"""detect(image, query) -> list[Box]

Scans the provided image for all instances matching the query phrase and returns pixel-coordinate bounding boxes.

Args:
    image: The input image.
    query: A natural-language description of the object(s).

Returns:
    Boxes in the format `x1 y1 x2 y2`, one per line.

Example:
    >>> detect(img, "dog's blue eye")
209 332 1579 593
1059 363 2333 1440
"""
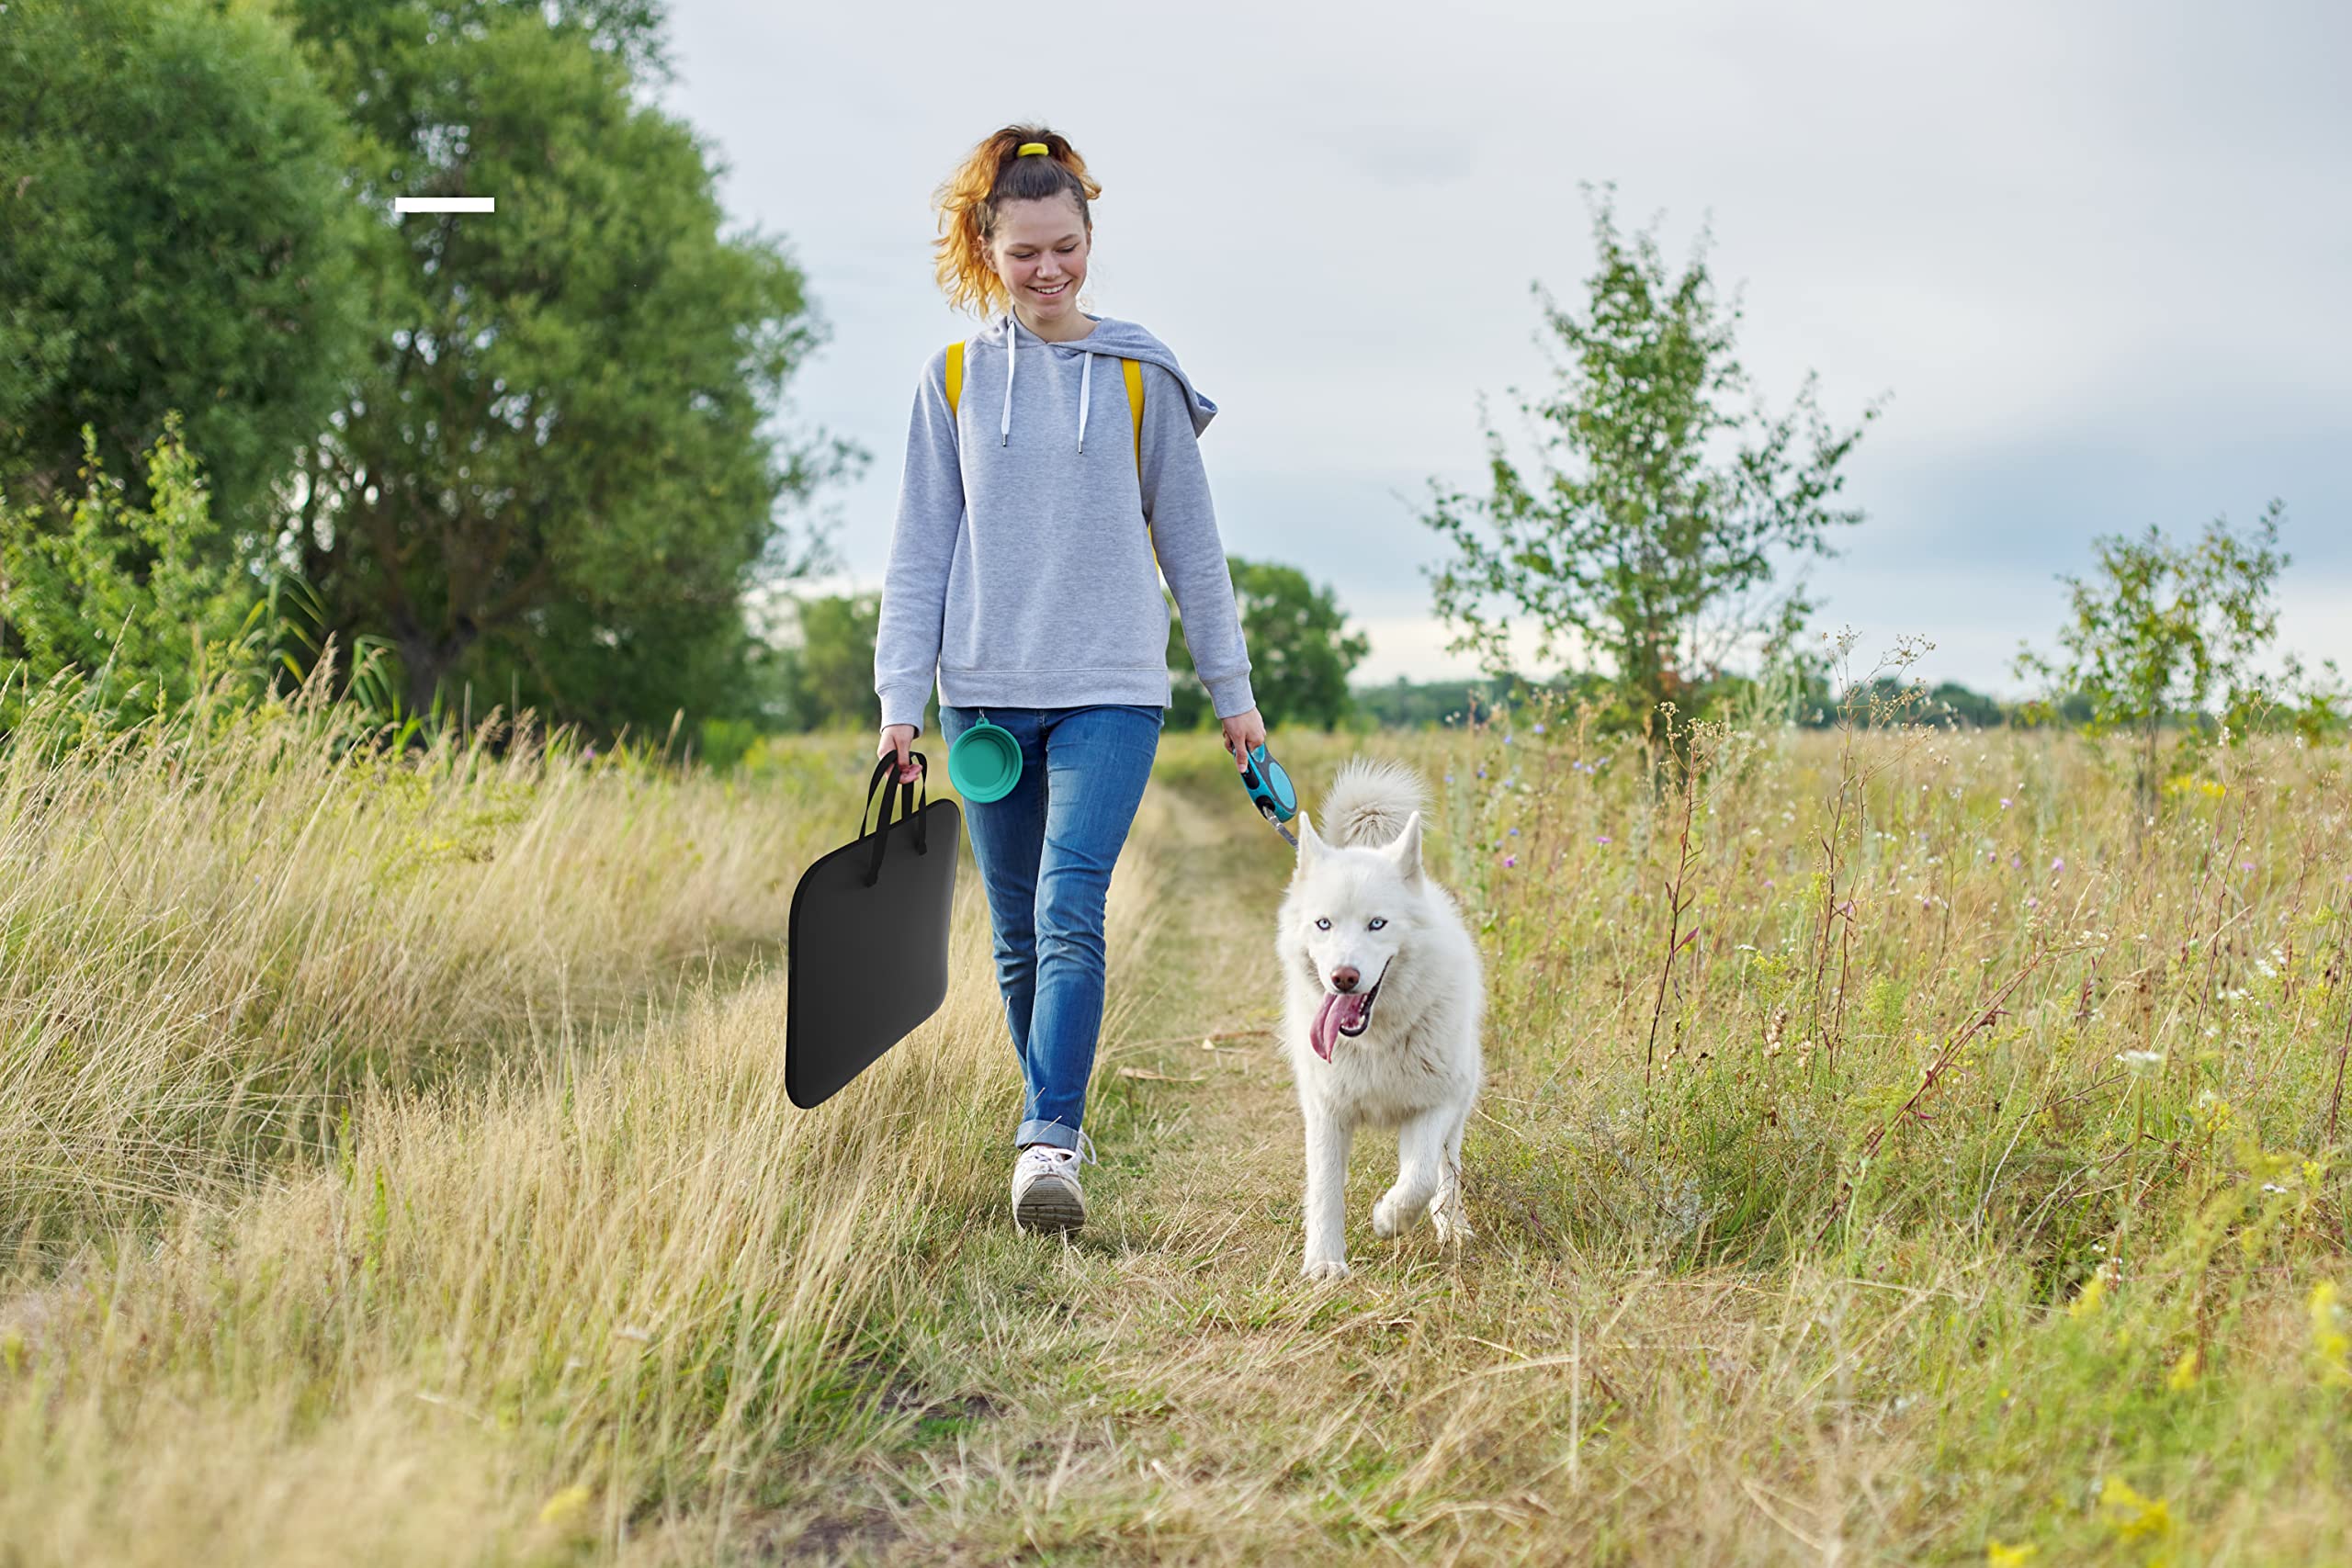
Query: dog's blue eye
1368 918 1387 931
1315 918 1331 931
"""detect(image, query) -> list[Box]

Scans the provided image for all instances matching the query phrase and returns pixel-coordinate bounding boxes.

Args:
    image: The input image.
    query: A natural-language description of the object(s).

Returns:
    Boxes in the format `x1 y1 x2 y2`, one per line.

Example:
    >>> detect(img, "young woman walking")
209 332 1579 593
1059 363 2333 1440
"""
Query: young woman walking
873 124 1264 1235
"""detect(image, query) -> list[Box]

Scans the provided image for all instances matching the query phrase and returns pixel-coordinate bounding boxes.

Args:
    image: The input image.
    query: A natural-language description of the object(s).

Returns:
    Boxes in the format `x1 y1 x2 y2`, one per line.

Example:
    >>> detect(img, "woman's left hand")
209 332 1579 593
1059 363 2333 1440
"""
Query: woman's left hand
1221 706 1268 771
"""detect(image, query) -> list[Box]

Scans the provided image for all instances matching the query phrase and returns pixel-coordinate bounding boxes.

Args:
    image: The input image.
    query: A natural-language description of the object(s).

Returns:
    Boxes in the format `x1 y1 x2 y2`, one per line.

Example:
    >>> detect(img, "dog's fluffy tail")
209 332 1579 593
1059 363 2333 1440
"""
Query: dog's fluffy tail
1316 757 1429 849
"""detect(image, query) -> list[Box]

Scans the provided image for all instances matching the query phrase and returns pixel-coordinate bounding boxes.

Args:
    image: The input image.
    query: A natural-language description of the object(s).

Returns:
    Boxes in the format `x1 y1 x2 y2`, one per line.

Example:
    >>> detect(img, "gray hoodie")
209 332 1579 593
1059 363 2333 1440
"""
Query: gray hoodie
873 310 1256 734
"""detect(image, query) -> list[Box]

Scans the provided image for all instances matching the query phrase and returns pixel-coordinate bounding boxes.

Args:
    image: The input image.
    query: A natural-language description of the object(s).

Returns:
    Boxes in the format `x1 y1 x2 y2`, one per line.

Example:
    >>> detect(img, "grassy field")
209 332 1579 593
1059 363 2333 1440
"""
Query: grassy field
3 683 2349 1564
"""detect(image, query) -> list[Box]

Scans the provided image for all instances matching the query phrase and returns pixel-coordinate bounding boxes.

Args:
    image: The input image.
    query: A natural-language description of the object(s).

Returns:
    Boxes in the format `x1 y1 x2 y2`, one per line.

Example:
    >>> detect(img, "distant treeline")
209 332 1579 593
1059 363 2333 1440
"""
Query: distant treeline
1351 671 2055 732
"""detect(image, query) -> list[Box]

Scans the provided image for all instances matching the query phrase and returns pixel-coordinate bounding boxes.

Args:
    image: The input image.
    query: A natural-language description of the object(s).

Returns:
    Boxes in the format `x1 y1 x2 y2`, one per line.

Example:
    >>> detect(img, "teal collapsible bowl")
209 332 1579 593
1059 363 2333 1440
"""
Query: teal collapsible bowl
947 718 1022 804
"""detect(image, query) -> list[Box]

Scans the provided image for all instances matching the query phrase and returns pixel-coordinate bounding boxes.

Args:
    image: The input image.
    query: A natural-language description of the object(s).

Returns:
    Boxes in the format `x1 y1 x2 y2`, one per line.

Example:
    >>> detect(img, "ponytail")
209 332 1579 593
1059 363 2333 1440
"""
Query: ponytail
931 124 1101 319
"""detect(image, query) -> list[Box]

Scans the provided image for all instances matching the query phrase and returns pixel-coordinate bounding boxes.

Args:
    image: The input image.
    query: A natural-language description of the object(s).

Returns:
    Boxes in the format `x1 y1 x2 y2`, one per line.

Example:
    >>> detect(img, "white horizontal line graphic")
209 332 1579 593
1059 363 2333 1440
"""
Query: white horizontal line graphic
393 197 496 214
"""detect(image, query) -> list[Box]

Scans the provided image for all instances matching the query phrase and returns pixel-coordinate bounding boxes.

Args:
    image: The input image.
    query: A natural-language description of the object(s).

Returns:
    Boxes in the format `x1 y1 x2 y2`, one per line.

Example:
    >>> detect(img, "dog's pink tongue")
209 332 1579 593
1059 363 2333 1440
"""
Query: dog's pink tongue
1312 991 1374 1060
1311 992 1340 1061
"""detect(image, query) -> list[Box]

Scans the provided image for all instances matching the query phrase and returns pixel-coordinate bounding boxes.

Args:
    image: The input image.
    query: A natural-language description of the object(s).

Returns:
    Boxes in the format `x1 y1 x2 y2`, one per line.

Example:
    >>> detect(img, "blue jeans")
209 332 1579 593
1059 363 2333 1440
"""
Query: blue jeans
938 703 1163 1151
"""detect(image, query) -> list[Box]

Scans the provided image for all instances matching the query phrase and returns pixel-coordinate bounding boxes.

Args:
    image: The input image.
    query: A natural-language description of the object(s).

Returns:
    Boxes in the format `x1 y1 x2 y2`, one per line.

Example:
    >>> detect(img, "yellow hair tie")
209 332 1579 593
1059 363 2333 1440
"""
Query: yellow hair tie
1016 141 1049 156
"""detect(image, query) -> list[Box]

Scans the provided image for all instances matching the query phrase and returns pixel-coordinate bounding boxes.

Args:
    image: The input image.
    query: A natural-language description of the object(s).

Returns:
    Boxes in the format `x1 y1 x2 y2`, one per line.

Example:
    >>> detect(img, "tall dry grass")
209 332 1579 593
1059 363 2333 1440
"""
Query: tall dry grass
1 674 1166 1562
1 671 830 1258
6 674 2351 1564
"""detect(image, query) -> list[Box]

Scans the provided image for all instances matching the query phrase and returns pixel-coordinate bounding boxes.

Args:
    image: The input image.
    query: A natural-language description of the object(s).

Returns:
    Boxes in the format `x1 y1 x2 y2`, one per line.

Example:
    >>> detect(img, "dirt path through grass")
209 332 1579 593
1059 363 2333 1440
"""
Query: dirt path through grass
771 753 1570 1563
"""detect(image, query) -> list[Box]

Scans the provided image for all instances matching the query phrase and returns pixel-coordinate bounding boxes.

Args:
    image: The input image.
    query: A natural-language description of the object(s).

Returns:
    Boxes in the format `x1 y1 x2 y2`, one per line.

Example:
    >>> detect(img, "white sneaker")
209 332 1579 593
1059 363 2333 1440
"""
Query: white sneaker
1011 1140 1090 1235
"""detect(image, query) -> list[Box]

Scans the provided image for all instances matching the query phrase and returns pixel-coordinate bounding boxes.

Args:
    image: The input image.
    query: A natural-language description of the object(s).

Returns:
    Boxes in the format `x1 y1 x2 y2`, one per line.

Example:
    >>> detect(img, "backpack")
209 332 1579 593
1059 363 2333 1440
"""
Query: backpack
945 339 1159 573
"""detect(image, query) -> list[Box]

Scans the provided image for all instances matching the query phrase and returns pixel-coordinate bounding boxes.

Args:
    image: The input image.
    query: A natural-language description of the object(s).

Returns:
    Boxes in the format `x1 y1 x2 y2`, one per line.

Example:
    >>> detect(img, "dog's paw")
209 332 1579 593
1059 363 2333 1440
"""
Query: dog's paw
1299 1258 1351 1282
1372 1193 1404 1238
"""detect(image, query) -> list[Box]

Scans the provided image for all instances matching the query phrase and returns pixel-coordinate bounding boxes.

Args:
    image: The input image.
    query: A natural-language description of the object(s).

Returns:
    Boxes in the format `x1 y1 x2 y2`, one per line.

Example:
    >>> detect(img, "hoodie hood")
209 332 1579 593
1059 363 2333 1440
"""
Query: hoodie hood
978 310 1218 451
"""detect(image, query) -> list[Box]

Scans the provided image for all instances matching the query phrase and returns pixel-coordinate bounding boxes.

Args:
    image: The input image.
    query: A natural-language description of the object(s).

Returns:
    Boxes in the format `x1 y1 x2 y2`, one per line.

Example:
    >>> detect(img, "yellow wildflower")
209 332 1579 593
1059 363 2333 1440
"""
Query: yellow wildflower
538 1483 593 1529
1986 1542 2037 1565
2069 1273 2106 1320
2098 1475 2174 1541
2313 1280 2351 1385
2166 1348 2199 1391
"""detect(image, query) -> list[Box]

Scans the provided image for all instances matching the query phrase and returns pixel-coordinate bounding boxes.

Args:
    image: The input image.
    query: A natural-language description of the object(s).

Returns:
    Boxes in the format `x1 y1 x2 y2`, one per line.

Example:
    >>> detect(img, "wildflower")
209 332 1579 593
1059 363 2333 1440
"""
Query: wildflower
2167 1348 2199 1391
538 1484 593 1529
2117 1049 2165 1075
2050 857 2064 873
2241 862 2256 874
1596 835 1611 845
1502 854 1518 869
2069 1273 2107 1319
1532 722 1546 734
2313 1280 2351 1384
1444 773 1454 783
1476 768 1487 779
1985 1544 2036 1566
2097 1476 2172 1541
1509 827 1520 836
2000 796 2011 809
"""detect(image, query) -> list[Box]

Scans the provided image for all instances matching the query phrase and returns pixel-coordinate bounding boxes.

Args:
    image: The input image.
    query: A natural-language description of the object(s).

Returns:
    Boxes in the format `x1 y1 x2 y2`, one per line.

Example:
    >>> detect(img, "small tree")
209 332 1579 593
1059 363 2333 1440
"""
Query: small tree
775 592 884 732
1167 556 1368 730
1419 186 1879 732
0 414 262 727
2015 499 2296 810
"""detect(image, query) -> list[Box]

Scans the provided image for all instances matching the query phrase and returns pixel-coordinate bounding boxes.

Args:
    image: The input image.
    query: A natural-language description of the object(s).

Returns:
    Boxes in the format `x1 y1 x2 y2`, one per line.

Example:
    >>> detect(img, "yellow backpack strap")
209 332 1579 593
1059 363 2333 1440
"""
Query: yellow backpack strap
944 341 963 418
1125 357 1160 576
1124 357 1144 480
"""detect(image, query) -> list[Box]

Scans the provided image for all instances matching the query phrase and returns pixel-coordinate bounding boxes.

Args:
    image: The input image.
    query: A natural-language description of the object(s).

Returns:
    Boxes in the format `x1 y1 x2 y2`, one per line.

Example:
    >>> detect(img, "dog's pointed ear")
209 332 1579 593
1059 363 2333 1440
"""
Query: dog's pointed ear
1388 810 1425 881
1295 810 1325 863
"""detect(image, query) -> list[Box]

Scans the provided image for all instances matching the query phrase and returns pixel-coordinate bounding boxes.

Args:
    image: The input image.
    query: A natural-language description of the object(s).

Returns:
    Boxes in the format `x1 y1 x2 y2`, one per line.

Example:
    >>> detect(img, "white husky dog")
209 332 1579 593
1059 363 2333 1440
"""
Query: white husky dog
1275 758 1484 1280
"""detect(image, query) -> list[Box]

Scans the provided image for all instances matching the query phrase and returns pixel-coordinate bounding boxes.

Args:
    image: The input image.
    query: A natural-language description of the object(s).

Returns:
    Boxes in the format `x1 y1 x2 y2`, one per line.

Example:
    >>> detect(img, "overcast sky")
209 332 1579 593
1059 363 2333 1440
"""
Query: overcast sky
654 0 2349 695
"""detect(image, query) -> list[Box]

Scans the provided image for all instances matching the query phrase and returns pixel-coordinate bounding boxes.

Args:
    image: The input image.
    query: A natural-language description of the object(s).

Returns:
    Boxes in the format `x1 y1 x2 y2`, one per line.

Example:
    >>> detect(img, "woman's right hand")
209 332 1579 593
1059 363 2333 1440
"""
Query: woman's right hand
877 724 920 784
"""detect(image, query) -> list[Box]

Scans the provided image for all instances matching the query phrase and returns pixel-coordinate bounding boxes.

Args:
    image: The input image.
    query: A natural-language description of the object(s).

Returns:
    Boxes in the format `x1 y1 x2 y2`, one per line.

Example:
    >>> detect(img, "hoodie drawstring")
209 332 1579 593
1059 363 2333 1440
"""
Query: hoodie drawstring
1000 311 1100 455
1000 310 1015 446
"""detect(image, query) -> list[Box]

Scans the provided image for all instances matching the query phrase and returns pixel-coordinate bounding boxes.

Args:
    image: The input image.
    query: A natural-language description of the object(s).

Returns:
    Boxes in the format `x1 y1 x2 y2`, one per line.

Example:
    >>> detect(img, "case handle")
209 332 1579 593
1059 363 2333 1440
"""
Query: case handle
859 751 931 887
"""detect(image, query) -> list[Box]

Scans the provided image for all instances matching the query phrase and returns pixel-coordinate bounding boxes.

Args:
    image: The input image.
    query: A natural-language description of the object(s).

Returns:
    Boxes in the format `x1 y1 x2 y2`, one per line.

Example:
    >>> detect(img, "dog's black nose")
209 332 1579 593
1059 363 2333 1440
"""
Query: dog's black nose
1331 965 1360 992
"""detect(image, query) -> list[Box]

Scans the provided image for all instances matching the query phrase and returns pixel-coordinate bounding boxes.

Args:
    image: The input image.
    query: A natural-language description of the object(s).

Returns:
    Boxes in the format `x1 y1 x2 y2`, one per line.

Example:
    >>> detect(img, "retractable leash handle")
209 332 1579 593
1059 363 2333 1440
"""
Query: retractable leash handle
1237 742 1300 848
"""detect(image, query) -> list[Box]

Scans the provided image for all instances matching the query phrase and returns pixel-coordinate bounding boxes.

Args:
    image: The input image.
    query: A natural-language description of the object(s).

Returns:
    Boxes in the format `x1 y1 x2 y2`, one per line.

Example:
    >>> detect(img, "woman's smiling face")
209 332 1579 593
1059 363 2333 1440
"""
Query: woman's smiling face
988 195 1090 323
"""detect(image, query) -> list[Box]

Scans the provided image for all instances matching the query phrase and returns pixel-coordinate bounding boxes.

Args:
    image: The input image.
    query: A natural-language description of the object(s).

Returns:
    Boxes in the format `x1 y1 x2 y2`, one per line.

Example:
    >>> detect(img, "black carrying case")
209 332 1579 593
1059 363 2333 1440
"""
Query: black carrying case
785 751 960 1109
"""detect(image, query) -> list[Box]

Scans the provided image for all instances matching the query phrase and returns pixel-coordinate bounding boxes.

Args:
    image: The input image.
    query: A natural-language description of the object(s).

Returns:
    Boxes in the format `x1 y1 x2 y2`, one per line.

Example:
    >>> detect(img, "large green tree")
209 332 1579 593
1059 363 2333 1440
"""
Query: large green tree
274 0 854 730
0 0 372 551
1167 556 1368 730
1419 186 1879 728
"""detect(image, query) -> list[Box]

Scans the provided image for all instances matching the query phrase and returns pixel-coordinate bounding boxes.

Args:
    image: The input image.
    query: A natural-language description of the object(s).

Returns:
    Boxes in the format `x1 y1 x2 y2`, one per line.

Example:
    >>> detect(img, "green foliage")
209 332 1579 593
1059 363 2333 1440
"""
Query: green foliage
2013 500 2308 807
1419 184 1880 731
271 0 856 734
775 592 892 734
0 0 372 550
1167 556 1368 730
0 414 269 727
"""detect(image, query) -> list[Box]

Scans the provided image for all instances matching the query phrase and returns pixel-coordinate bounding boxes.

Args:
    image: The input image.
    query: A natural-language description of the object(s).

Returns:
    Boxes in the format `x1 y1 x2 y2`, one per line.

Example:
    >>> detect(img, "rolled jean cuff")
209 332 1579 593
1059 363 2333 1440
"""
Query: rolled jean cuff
1017 1117 1081 1152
